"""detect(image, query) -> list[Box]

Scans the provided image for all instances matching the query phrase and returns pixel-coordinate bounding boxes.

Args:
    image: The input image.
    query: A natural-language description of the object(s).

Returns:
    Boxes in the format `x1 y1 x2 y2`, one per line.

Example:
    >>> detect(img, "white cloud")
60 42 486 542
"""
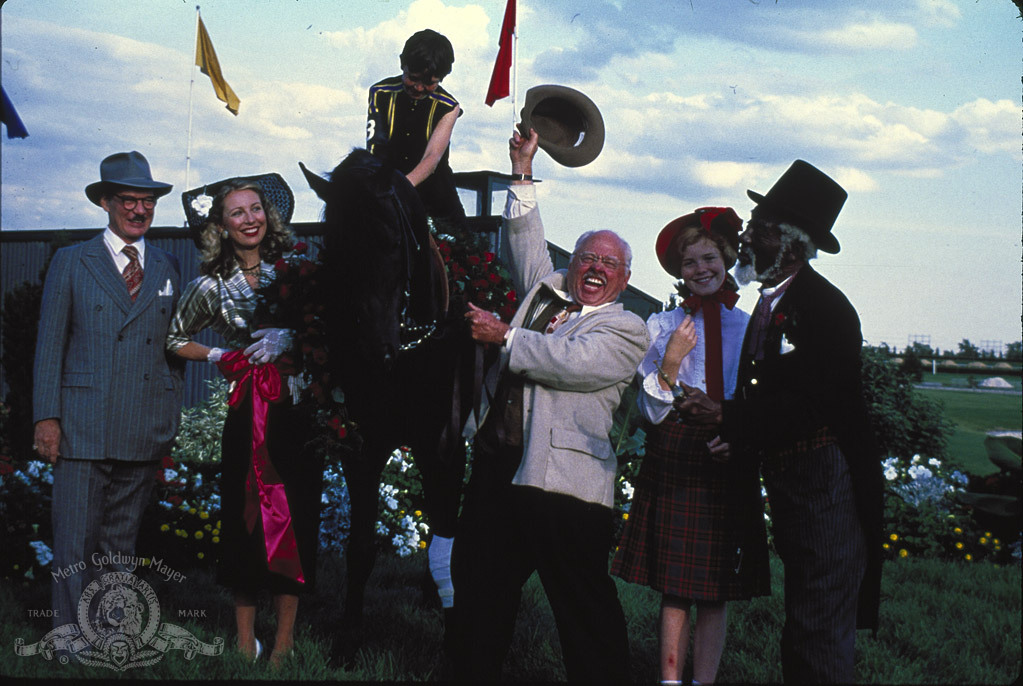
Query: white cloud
817 20 918 51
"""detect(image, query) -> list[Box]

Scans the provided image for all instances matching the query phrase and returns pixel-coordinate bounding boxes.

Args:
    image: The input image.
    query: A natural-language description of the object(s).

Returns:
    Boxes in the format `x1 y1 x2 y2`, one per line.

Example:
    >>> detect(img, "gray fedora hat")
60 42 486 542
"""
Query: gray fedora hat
519 85 605 168
747 159 846 254
85 151 173 206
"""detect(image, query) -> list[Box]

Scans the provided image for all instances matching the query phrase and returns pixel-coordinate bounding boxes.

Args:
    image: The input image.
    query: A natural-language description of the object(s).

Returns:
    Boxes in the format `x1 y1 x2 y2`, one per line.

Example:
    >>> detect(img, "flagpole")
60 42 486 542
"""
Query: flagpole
185 5 200 194
511 8 518 133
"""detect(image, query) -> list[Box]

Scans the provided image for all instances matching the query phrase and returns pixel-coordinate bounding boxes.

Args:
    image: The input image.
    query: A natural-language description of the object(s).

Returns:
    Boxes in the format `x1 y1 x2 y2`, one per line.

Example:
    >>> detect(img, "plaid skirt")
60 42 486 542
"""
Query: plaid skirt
611 414 770 601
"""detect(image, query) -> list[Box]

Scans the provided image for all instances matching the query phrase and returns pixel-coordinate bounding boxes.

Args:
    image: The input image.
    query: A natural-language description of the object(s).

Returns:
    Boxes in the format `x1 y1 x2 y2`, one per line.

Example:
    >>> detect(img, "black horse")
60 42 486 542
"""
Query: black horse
301 149 476 642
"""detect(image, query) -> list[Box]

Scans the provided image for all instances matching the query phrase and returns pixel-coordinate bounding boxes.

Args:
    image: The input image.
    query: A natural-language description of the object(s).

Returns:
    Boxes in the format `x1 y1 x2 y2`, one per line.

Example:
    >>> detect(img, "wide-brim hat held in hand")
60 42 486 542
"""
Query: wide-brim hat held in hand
519 85 604 168
747 159 846 254
655 207 743 278
85 151 173 206
181 173 294 247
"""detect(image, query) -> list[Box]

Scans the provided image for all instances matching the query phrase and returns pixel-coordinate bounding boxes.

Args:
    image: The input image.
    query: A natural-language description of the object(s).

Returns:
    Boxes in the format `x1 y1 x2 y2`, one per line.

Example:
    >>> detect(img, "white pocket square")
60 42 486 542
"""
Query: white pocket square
158 279 174 296
780 333 795 355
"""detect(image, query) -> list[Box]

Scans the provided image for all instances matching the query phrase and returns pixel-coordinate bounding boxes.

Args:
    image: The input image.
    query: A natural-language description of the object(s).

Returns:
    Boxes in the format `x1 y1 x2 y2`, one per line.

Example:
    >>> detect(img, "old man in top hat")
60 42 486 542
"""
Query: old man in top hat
677 160 882 683
33 151 184 630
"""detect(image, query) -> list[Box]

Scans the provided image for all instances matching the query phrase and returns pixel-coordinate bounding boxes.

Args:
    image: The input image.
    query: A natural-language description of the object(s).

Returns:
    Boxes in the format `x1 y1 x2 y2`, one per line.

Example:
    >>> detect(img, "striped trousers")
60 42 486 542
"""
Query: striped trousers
763 443 867 684
50 458 158 630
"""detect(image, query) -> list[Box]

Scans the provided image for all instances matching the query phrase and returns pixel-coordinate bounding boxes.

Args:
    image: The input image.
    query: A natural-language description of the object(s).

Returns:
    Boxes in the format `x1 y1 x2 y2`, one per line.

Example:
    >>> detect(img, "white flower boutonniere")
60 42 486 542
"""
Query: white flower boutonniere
780 333 796 355
191 193 213 219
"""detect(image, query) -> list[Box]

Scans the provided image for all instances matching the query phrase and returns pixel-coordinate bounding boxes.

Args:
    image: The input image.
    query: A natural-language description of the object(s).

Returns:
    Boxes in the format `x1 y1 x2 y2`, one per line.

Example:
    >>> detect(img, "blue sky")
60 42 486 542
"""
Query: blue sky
2 0 1020 352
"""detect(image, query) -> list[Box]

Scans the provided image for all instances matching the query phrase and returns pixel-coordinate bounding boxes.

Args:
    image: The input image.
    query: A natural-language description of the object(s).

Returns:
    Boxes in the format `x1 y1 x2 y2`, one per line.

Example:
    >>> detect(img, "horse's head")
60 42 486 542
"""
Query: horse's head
302 150 440 372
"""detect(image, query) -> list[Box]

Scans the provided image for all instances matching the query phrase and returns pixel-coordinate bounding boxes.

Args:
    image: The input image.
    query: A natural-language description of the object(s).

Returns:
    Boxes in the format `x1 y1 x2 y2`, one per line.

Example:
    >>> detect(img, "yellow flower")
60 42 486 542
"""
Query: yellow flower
160 524 170 532
995 545 1002 551
414 510 422 517
984 531 992 538
212 529 220 536
955 542 964 550
197 552 204 560
965 553 973 561
889 533 898 542
200 511 210 520
622 512 629 521
898 549 909 558
194 531 204 540
419 540 427 549
212 536 220 544
979 537 988 545
993 538 1000 545
189 508 197 515
882 543 890 550
953 527 963 535
204 524 212 531
13 564 19 571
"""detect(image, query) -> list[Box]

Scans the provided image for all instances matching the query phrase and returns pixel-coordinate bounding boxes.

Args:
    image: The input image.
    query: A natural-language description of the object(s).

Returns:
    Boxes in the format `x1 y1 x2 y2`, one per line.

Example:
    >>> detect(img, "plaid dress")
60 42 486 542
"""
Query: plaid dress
611 413 770 601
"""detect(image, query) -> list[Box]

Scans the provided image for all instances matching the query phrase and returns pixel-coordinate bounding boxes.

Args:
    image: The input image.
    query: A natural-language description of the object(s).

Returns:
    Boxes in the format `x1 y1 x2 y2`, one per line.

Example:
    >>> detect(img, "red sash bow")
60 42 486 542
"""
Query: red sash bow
682 289 739 401
216 350 304 584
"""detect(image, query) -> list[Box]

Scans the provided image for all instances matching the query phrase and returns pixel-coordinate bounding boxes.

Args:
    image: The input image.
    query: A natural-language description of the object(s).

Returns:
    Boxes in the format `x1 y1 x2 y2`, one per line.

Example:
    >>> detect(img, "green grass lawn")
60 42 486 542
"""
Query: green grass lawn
1 553 1019 682
918 371 1022 391
917 388 1022 476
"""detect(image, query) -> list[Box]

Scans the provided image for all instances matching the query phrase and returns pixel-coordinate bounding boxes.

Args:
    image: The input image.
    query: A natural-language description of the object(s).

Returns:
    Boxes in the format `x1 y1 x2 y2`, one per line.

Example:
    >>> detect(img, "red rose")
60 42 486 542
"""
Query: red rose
484 252 495 263
337 425 348 439
161 455 175 469
499 304 515 321
275 259 289 274
773 313 786 326
487 272 500 284
168 495 183 506
467 255 481 266
299 260 316 277
293 241 308 254
506 290 517 303
472 279 488 290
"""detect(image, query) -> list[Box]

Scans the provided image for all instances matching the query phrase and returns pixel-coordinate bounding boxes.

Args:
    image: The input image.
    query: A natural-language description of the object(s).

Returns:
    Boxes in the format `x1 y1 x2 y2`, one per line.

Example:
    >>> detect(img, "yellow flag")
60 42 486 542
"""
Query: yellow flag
195 16 240 115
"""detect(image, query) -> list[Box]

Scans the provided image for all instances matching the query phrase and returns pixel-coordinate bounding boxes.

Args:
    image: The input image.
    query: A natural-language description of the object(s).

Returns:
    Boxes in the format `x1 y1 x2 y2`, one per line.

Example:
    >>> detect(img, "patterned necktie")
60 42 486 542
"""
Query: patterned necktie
545 303 582 334
122 244 143 301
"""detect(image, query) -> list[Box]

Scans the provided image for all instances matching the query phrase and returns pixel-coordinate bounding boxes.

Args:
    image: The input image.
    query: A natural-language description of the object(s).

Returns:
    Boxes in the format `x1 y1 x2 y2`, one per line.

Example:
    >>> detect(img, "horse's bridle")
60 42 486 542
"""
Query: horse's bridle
383 186 437 353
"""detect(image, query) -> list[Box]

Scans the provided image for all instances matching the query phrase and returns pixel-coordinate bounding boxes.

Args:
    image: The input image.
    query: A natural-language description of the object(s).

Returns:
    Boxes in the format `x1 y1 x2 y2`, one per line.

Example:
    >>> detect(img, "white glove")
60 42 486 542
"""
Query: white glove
244 328 294 365
206 347 226 363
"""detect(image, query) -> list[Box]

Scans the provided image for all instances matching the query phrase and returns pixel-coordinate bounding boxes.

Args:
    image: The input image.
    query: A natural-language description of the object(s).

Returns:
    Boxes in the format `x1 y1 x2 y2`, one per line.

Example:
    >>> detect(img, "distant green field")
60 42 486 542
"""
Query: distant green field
917 371 1022 391
917 388 1022 476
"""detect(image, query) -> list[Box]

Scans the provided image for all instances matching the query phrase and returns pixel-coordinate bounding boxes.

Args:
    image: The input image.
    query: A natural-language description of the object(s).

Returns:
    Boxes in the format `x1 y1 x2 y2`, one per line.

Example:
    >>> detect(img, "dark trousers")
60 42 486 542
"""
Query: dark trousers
764 444 867 684
51 457 158 629
451 443 630 682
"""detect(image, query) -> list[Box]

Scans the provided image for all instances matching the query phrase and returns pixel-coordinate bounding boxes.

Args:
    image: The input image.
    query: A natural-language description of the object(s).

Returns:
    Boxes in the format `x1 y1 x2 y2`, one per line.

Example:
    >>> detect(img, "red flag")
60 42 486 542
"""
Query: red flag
485 0 516 106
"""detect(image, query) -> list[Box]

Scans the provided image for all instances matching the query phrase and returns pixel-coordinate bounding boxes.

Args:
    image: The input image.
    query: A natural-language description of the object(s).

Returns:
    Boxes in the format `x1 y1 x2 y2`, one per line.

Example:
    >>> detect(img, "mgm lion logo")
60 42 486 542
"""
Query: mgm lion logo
15 572 223 671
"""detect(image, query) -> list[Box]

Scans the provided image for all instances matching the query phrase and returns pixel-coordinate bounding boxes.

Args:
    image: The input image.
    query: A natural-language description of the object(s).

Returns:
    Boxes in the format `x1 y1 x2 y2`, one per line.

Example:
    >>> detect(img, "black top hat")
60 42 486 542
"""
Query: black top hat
85 151 173 206
181 173 294 247
519 85 605 168
747 160 846 254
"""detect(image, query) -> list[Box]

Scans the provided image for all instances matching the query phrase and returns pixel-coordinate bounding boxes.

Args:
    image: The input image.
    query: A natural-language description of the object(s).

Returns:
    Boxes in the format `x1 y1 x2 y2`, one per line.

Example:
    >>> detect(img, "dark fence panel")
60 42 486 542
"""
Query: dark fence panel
1 222 659 408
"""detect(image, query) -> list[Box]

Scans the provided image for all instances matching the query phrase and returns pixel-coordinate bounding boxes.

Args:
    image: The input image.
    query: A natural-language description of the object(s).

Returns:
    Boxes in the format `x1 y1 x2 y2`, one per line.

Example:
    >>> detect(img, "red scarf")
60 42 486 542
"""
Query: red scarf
682 288 739 401
216 350 304 584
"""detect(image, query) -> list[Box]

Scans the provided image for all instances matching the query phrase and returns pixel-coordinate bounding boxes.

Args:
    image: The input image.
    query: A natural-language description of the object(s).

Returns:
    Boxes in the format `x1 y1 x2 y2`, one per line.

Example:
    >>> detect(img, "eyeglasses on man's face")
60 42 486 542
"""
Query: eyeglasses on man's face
112 194 157 211
573 251 623 271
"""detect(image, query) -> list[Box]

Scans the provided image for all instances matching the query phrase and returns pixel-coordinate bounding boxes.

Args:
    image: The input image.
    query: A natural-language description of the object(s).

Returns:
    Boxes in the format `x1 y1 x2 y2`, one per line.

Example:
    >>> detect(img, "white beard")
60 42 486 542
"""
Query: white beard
735 247 785 286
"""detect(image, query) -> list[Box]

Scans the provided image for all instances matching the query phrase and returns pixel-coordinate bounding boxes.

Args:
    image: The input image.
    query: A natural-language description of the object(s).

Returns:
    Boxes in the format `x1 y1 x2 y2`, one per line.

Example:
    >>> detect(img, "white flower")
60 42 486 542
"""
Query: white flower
620 480 634 500
884 466 899 481
911 454 921 464
908 465 932 480
385 496 398 510
164 469 178 482
190 193 213 218
376 522 389 536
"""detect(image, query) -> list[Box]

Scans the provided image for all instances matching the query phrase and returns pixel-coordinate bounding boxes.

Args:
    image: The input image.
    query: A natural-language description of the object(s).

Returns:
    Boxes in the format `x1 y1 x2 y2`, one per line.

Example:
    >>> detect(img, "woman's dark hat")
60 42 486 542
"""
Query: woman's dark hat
85 151 173 206
655 207 743 278
181 173 294 247
747 159 846 254
519 85 604 168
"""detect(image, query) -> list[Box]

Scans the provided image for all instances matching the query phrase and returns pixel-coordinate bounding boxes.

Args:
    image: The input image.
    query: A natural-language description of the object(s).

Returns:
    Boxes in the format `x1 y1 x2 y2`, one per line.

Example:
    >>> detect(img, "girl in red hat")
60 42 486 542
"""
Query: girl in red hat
612 208 770 685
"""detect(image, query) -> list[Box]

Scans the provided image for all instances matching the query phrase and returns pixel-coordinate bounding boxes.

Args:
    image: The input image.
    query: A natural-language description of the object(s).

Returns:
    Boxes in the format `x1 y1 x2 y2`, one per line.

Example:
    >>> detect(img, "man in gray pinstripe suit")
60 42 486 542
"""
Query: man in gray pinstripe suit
33 151 184 629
